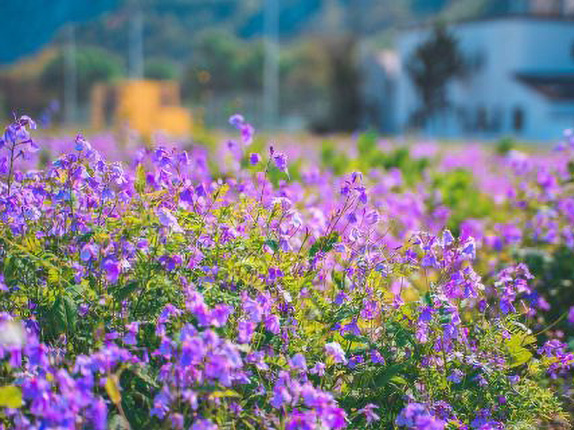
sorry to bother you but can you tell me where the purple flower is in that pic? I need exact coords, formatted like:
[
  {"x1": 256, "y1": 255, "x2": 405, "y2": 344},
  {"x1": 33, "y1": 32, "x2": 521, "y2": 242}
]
[
  {"x1": 442, "y1": 230, "x2": 455, "y2": 247},
  {"x1": 396, "y1": 403, "x2": 445, "y2": 430},
  {"x1": 447, "y1": 369, "x2": 464, "y2": 384},
  {"x1": 359, "y1": 404, "x2": 380, "y2": 424},
  {"x1": 285, "y1": 411, "x2": 315, "y2": 430},
  {"x1": 273, "y1": 152, "x2": 288, "y2": 173},
  {"x1": 180, "y1": 339, "x2": 205, "y2": 366},
  {"x1": 91, "y1": 397, "x2": 107, "y2": 430},
  {"x1": 123, "y1": 322, "x2": 139, "y2": 345},
  {"x1": 180, "y1": 187, "x2": 194, "y2": 204},
  {"x1": 347, "y1": 355, "x2": 364, "y2": 369},
  {"x1": 102, "y1": 258, "x2": 121, "y2": 283},
  {"x1": 80, "y1": 243, "x2": 98, "y2": 262},
  {"x1": 346, "y1": 212, "x2": 358, "y2": 224},
  {"x1": 150, "y1": 386, "x2": 172, "y2": 419},
  {"x1": 264, "y1": 314, "x2": 281, "y2": 334},
  {"x1": 325, "y1": 342, "x2": 347, "y2": 364},
  {"x1": 351, "y1": 171, "x2": 363, "y2": 182},
  {"x1": 229, "y1": 114, "x2": 254, "y2": 145},
  {"x1": 241, "y1": 123, "x2": 255, "y2": 145},
  {"x1": 156, "y1": 207, "x2": 184, "y2": 233},
  {"x1": 310, "y1": 362, "x2": 326, "y2": 376},
  {"x1": 249, "y1": 153, "x2": 261, "y2": 165},
  {"x1": 187, "y1": 247, "x2": 204, "y2": 269},
  {"x1": 229, "y1": 114, "x2": 245, "y2": 127},
  {"x1": 365, "y1": 210, "x2": 380, "y2": 225},
  {"x1": 171, "y1": 414, "x2": 184, "y2": 430},
  {"x1": 210, "y1": 304, "x2": 234, "y2": 327},
  {"x1": 461, "y1": 238, "x2": 476, "y2": 260},
  {"x1": 79, "y1": 303, "x2": 90, "y2": 317},
  {"x1": 75, "y1": 134, "x2": 93, "y2": 153},
  {"x1": 237, "y1": 321, "x2": 255, "y2": 344},
  {"x1": 190, "y1": 418, "x2": 218, "y2": 430},
  {"x1": 1, "y1": 115, "x2": 38, "y2": 151},
  {"x1": 271, "y1": 384, "x2": 292, "y2": 409},
  {"x1": 290, "y1": 353, "x2": 307, "y2": 371},
  {"x1": 370, "y1": 350, "x2": 385, "y2": 365}
]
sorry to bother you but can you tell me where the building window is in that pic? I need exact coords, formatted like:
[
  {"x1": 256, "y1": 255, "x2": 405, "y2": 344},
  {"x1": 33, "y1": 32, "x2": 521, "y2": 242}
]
[
  {"x1": 492, "y1": 106, "x2": 503, "y2": 132},
  {"x1": 477, "y1": 106, "x2": 487, "y2": 131},
  {"x1": 472, "y1": 50, "x2": 486, "y2": 71},
  {"x1": 513, "y1": 107, "x2": 525, "y2": 132}
]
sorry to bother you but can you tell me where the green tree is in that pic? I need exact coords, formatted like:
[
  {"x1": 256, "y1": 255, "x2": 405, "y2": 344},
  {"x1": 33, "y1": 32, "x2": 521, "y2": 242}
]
[
  {"x1": 406, "y1": 24, "x2": 466, "y2": 127},
  {"x1": 182, "y1": 29, "x2": 267, "y2": 101},
  {"x1": 182, "y1": 29, "x2": 243, "y2": 98},
  {"x1": 310, "y1": 35, "x2": 362, "y2": 133},
  {"x1": 41, "y1": 46, "x2": 124, "y2": 103},
  {"x1": 144, "y1": 58, "x2": 179, "y2": 81}
]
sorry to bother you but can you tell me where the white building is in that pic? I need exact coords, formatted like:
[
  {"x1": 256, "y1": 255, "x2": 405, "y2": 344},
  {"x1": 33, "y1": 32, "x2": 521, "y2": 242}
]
[{"x1": 382, "y1": 12, "x2": 574, "y2": 141}]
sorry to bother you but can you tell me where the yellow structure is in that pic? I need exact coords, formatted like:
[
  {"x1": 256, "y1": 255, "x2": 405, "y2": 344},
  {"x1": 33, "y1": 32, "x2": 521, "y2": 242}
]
[{"x1": 91, "y1": 80, "x2": 192, "y2": 137}]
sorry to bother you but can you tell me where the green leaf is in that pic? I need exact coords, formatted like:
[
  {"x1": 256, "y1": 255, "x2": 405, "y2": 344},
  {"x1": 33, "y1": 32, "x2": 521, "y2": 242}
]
[
  {"x1": 357, "y1": 131, "x2": 378, "y2": 156},
  {"x1": 0, "y1": 385, "x2": 22, "y2": 408},
  {"x1": 210, "y1": 389, "x2": 241, "y2": 399},
  {"x1": 51, "y1": 295, "x2": 77, "y2": 336},
  {"x1": 390, "y1": 375, "x2": 409, "y2": 386},
  {"x1": 105, "y1": 376, "x2": 122, "y2": 405},
  {"x1": 264, "y1": 239, "x2": 279, "y2": 253},
  {"x1": 135, "y1": 163, "x2": 146, "y2": 194},
  {"x1": 506, "y1": 333, "x2": 534, "y2": 368},
  {"x1": 115, "y1": 280, "x2": 140, "y2": 302},
  {"x1": 342, "y1": 333, "x2": 371, "y2": 345},
  {"x1": 2, "y1": 254, "x2": 15, "y2": 283},
  {"x1": 309, "y1": 232, "x2": 339, "y2": 259},
  {"x1": 509, "y1": 348, "x2": 533, "y2": 368},
  {"x1": 375, "y1": 363, "x2": 406, "y2": 387}
]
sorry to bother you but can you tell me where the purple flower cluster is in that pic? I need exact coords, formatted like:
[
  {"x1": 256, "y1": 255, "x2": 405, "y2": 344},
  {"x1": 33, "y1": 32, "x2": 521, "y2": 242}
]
[{"x1": 0, "y1": 115, "x2": 572, "y2": 429}]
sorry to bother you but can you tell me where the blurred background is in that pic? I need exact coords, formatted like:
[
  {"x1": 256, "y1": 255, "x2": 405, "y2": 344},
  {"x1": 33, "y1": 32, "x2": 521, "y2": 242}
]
[{"x1": 0, "y1": 0, "x2": 573, "y2": 141}]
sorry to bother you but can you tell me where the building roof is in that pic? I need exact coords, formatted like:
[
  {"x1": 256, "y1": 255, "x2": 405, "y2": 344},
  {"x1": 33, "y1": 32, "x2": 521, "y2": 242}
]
[
  {"x1": 516, "y1": 70, "x2": 574, "y2": 100},
  {"x1": 400, "y1": 13, "x2": 574, "y2": 31}
]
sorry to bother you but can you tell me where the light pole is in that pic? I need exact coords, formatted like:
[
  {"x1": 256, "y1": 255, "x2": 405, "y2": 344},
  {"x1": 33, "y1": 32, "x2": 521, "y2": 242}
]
[
  {"x1": 263, "y1": 0, "x2": 279, "y2": 130},
  {"x1": 64, "y1": 24, "x2": 78, "y2": 126},
  {"x1": 129, "y1": 8, "x2": 144, "y2": 79}
]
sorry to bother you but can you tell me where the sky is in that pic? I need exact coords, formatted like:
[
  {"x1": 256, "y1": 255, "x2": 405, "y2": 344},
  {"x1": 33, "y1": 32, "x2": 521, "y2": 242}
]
[{"x1": 0, "y1": 0, "x2": 117, "y2": 64}]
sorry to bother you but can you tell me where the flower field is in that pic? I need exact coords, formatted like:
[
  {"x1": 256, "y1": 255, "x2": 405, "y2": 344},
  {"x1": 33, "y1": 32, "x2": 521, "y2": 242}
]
[{"x1": 1, "y1": 115, "x2": 574, "y2": 430}]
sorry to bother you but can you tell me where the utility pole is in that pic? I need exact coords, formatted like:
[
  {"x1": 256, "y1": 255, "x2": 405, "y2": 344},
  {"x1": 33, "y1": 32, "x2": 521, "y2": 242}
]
[
  {"x1": 64, "y1": 24, "x2": 78, "y2": 126},
  {"x1": 129, "y1": 8, "x2": 144, "y2": 79},
  {"x1": 324, "y1": 0, "x2": 342, "y2": 35},
  {"x1": 263, "y1": 0, "x2": 279, "y2": 130}
]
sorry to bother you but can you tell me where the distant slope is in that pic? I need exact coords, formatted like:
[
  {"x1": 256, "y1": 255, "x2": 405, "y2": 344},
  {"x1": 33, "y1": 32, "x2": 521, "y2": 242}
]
[
  {"x1": 1, "y1": 0, "x2": 502, "y2": 66},
  {"x1": 75, "y1": 0, "x2": 463, "y2": 62},
  {"x1": 0, "y1": 0, "x2": 118, "y2": 64}
]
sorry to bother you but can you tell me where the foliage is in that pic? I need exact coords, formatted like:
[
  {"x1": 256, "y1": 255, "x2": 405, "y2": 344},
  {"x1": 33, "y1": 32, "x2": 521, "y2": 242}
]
[
  {"x1": 407, "y1": 23, "x2": 466, "y2": 127},
  {"x1": 311, "y1": 35, "x2": 362, "y2": 133},
  {"x1": 0, "y1": 116, "x2": 573, "y2": 430},
  {"x1": 40, "y1": 45, "x2": 124, "y2": 102},
  {"x1": 144, "y1": 58, "x2": 179, "y2": 81}
]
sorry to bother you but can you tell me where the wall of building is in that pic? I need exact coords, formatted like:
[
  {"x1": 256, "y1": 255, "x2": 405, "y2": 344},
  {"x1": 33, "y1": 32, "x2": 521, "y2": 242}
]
[{"x1": 394, "y1": 17, "x2": 574, "y2": 141}]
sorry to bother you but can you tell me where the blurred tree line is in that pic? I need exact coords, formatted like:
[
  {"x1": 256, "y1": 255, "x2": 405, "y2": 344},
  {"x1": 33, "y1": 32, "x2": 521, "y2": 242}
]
[
  {"x1": 0, "y1": 0, "x2": 501, "y2": 130},
  {"x1": 1, "y1": 28, "x2": 363, "y2": 132},
  {"x1": 182, "y1": 29, "x2": 355, "y2": 131}
]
